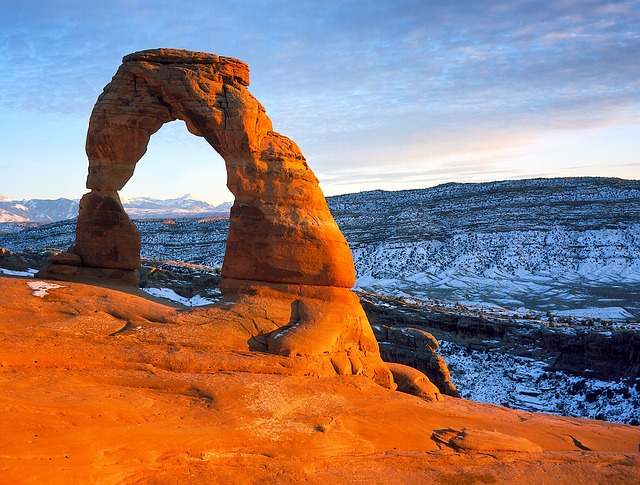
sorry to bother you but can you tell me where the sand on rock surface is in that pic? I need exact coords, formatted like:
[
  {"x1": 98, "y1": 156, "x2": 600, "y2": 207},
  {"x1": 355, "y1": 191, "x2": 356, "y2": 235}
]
[{"x1": 1, "y1": 275, "x2": 639, "y2": 484}]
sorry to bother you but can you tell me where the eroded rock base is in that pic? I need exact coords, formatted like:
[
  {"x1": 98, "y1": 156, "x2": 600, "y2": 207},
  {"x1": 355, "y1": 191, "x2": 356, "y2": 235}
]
[{"x1": 220, "y1": 278, "x2": 394, "y2": 388}]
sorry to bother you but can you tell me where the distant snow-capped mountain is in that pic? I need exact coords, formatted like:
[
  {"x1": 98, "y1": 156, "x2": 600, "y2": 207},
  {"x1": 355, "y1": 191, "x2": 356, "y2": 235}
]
[
  {"x1": 121, "y1": 194, "x2": 231, "y2": 218},
  {"x1": 0, "y1": 197, "x2": 79, "y2": 223},
  {"x1": 0, "y1": 194, "x2": 232, "y2": 222}
]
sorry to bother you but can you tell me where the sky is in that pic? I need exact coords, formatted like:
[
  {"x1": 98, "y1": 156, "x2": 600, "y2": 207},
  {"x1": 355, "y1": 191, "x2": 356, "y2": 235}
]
[{"x1": 1, "y1": 0, "x2": 639, "y2": 205}]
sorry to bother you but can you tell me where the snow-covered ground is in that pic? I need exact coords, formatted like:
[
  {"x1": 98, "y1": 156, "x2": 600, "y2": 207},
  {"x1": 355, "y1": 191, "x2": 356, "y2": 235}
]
[
  {"x1": 351, "y1": 226, "x2": 640, "y2": 321},
  {"x1": 27, "y1": 280, "x2": 65, "y2": 298},
  {"x1": 0, "y1": 268, "x2": 37, "y2": 277},
  {"x1": 141, "y1": 287, "x2": 219, "y2": 307},
  {"x1": 440, "y1": 340, "x2": 640, "y2": 424},
  {"x1": 329, "y1": 178, "x2": 640, "y2": 321}
]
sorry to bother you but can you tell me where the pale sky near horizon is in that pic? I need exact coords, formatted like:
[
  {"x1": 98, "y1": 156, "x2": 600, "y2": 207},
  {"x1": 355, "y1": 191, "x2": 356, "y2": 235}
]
[{"x1": 1, "y1": 0, "x2": 639, "y2": 205}]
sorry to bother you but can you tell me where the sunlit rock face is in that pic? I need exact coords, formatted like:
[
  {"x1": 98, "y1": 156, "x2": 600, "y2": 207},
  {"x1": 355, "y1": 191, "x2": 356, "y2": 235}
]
[
  {"x1": 76, "y1": 48, "x2": 355, "y2": 288},
  {"x1": 37, "y1": 48, "x2": 392, "y2": 387}
]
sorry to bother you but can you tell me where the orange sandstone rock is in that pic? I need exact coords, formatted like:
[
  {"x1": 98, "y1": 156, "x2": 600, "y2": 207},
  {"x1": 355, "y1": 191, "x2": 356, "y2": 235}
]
[
  {"x1": 387, "y1": 362, "x2": 442, "y2": 401},
  {"x1": 74, "y1": 191, "x2": 140, "y2": 270},
  {"x1": 76, "y1": 48, "x2": 354, "y2": 288},
  {"x1": 220, "y1": 279, "x2": 394, "y2": 388},
  {"x1": 36, "y1": 48, "x2": 389, "y2": 386},
  {"x1": 1, "y1": 275, "x2": 639, "y2": 483}
]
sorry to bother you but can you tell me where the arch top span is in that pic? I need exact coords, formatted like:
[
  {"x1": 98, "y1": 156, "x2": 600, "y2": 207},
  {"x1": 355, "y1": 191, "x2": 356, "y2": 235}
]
[
  {"x1": 86, "y1": 48, "x2": 270, "y2": 192},
  {"x1": 72, "y1": 48, "x2": 356, "y2": 288},
  {"x1": 122, "y1": 48, "x2": 251, "y2": 86}
]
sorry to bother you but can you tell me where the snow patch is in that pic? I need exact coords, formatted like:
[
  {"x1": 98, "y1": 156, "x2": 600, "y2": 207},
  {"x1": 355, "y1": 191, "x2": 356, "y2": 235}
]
[
  {"x1": 270, "y1": 321, "x2": 302, "y2": 340},
  {"x1": 0, "y1": 268, "x2": 37, "y2": 277},
  {"x1": 142, "y1": 287, "x2": 216, "y2": 307},
  {"x1": 27, "y1": 281, "x2": 65, "y2": 297},
  {"x1": 554, "y1": 307, "x2": 634, "y2": 320}
]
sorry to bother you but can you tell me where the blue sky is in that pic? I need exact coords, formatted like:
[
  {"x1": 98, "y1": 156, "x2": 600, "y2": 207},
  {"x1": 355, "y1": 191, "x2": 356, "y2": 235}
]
[{"x1": 1, "y1": 0, "x2": 638, "y2": 204}]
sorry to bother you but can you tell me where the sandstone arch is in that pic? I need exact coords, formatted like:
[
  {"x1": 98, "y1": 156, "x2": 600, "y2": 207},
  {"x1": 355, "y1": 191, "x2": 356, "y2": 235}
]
[
  {"x1": 40, "y1": 49, "x2": 392, "y2": 387},
  {"x1": 71, "y1": 48, "x2": 354, "y2": 288}
]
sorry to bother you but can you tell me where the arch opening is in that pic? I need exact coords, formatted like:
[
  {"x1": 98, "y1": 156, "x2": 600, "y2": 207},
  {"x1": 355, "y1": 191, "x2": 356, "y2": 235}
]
[
  {"x1": 122, "y1": 120, "x2": 232, "y2": 302},
  {"x1": 120, "y1": 120, "x2": 233, "y2": 207}
]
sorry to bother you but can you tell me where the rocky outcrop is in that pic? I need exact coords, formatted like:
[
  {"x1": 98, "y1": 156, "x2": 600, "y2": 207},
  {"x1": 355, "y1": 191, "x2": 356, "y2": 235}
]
[
  {"x1": 432, "y1": 428, "x2": 543, "y2": 453},
  {"x1": 74, "y1": 191, "x2": 141, "y2": 271},
  {"x1": 373, "y1": 324, "x2": 459, "y2": 397},
  {"x1": 386, "y1": 362, "x2": 443, "y2": 401},
  {"x1": 0, "y1": 247, "x2": 59, "y2": 273},
  {"x1": 37, "y1": 48, "x2": 391, "y2": 387}
]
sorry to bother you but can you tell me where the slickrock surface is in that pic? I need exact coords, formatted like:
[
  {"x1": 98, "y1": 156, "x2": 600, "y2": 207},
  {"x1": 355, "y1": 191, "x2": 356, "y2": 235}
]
[
  {"x1": 52, "y1": 48, "x2": 354, "y2": 288},
  {"x1": 1, "y1": 275, "x2": 639, "y2": 483}
]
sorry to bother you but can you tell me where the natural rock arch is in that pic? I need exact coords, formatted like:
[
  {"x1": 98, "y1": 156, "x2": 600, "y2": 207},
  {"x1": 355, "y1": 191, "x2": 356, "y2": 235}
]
[
  {"x1": 66, "y1": 48, "x2": 354, "y2": 288},
  {"x1": 39, "y1": 49, "x2": 394, "y2": 388}
]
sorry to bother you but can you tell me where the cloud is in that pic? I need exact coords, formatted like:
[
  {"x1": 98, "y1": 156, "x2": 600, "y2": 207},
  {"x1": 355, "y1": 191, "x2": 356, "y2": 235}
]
[
  {"x1": 317, "y1": 154, "x2": 530, "y2": 196},
  {"x1": 3, "y1": 1, "x2": 638, "y2": 128},
  {"x1": 0, "y1": 0, "x2": 638, "y2": 199}
]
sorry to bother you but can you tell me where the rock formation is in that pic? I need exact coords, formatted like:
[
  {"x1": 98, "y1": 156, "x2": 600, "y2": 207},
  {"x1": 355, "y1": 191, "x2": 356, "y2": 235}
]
[
  {"x1": 37, "y1": 48, "x2": 392, "y2": 387},
  {"x1": 2, "y1": 275, "x2": 639, "y2": 483},
  {"x1": 372, "y1": 324, "x2": 459, "y2": 396},
  {"x1": 5, "y1": 49, "x2": 640, "y2": 482},
  {"x1": 386, "y1": 362, "x2": 443, "y2": 401},
  {"x1": 43, "y1": 48, "x2": 354, "y2": 288}
]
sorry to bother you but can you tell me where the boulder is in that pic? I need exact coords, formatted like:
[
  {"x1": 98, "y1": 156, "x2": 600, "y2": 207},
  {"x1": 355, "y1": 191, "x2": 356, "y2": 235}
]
[
  {"x1": 48, "y1": 251, "x2": 82, "y2": 266},
  {"x1": 373, "y1": 325, "x2": 459, "y2": 397},
  {"x1": 448, "y1": 428, "x2": 543, "y2": 453},
  {"x1": 386, "y1": 362, "x2": 442, "y2": 401}
]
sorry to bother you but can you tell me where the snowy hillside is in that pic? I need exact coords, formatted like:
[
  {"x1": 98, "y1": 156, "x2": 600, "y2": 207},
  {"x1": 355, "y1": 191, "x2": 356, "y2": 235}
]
[
  {"x1": 440, "y1": 340, "x2": 639, "y2": 424},
  {"x1": 0, "y1": 197, "x2": 78, "y2": 223},
  {"x1": 2, "y1": 177, "x2": 639, "y2": 319},
  {"x1": 329, "y1": 177, "x2": 640, "y2": 320}
]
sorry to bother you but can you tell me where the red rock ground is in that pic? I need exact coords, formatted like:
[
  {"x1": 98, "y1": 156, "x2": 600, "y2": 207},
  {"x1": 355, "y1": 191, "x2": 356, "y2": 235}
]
[{"x1": 1, "y1": 275, "x2": 639, "y2": 484}]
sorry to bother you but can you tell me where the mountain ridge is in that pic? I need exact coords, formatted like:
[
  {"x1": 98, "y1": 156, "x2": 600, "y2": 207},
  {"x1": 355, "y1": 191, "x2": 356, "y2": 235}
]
[
  {"x1": 3, "y1": 176, "x2": 637, "y2": 224},
  {"x1": 0, "y1": 193, "x2": 232, "y2": 222}
]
